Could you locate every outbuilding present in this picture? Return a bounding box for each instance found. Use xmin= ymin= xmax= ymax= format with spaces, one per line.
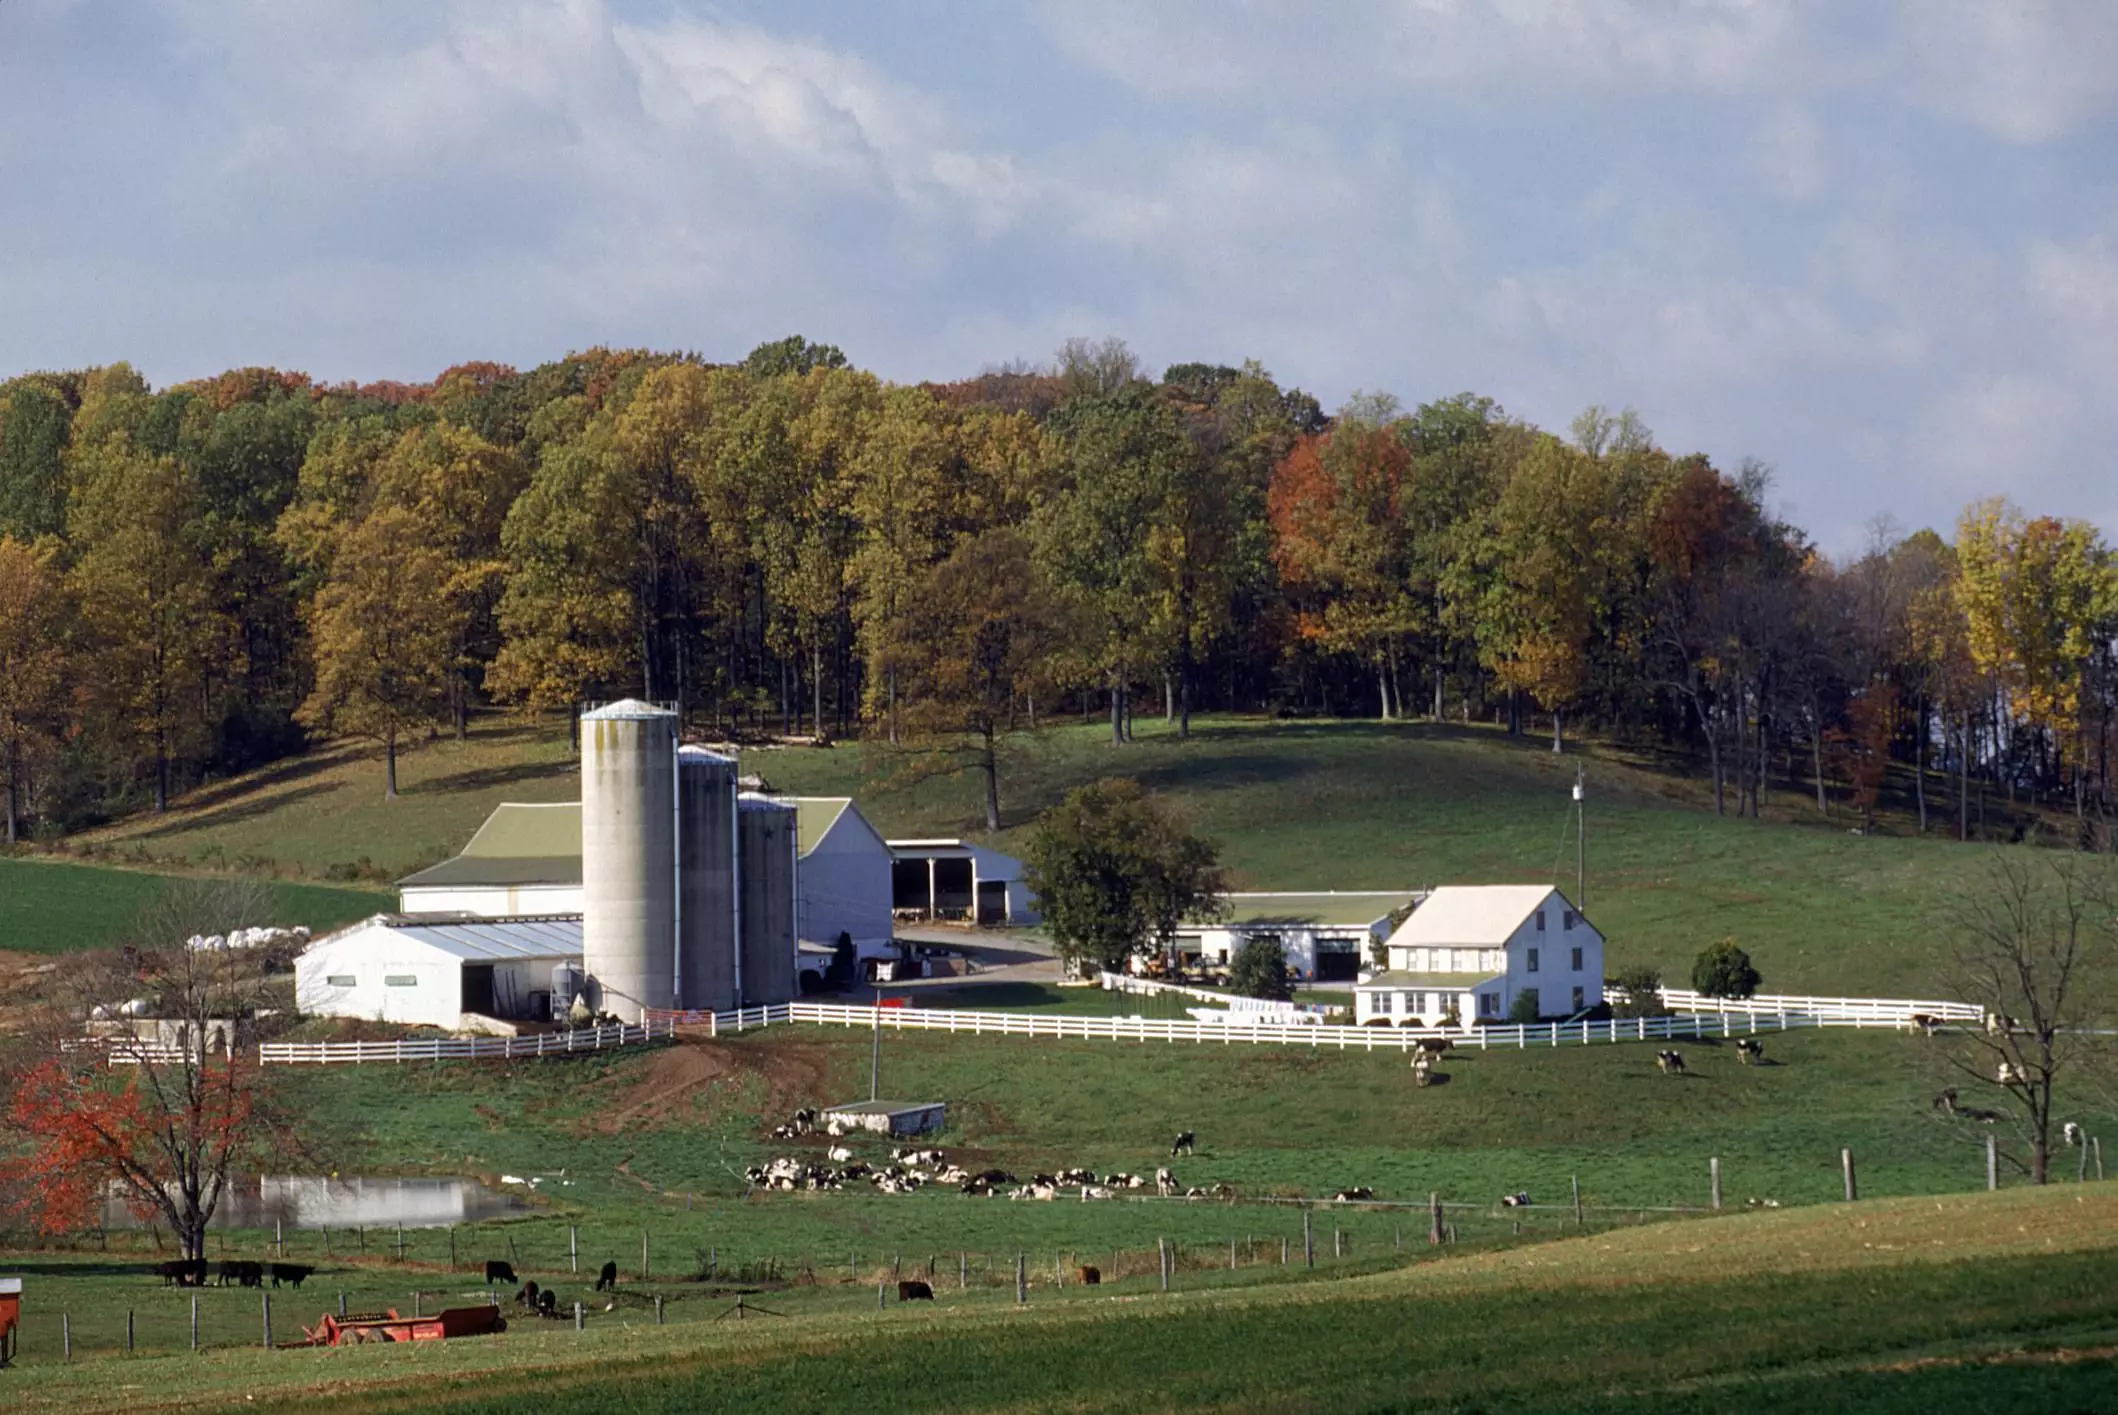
xmin=886 ymin=839 xmax=1039 ymax=927
xmin=1353 ymin=885 xmax=1603 ymax=1026
xmin=397 ymin=803 xmax=582 ymax=917
xmin=1171 ymin=891 xmax=1417 ymax=983
xmin=791 ymin=797 xmax=897 ymax=962
xmin=294 ymin=914 xmax=584 ymax=1030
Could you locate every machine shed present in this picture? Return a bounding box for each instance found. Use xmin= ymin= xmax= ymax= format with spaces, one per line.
xmin=295 ymin=915 xmax=584 ymax=1030
xmin=887 ymin=839 xmax=1039 ymax=926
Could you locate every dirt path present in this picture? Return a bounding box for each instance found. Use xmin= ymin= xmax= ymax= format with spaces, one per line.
xmin=587 ymin=1038 xmax=836 ymax=1135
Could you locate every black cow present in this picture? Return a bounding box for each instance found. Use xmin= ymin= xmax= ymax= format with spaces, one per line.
xmin=269 ymin=1263 xmax=314 ymax=1289
xmin=515 ymin=1280 xmax=541 ymax=1308
xmin=157 ymin=1258 xmax=207 ymax=1287
xmin=536 ymin=1288 xmax=559 ymax=1319
xmin=896 ymin=1279 xmax=934 ymax=1301
xmin=218 ymin=1259 xmax=264 ymax=1288
xmin=1076 ymin=1265 xmax=1101 ymax=1286
xmin=1734 ymin=1038 xmax=1764 ymax=1066
xmin=1655 ymin=1050 xmax=1687 ymax=1075
xmin=1170 ymin=1130 xmax=1196 ymax=1157
xmin=595 ymin=1260 xmax=618 ymax=1292
xmin=485 ymin=1260 xmax=518 ymax=1286
xmin=1334 ymin=1187 xmax=1375 ymax=1202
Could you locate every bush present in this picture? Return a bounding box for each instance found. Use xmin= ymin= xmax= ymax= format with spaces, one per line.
xmin=1228 ymin=937 xmax=1292 ymax=1001
xmin=1609 ymin=964 xmax=1668 ymax=1019
xmin=1691 ymin=939 xmax=1761 ymax=999
xmin=1508 ymin=988 xmax=1541 ymax=1024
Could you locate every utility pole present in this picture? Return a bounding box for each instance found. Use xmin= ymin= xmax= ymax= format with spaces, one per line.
xmin=1573 ymin=765 xmax=1586 ymax=911
xmin=870 ymin=983 xmax=884 ymax=1102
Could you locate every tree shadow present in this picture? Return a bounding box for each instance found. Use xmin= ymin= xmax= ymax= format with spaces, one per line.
xmin=413 ymin=758 xmax=576 ymax=796
xmin=117 ymin=784 xmax=339 ymax=844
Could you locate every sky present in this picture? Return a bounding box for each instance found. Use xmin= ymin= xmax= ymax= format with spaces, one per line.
xmin=3 ymin=0 xmax=2116 ymax=553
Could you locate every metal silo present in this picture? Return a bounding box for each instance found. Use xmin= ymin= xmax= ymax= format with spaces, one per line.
xmin=736 ymin=793 xmax=799 ymax=1006
xmin=581 ymin=699 xmax=679 ymax=1022
xmin=676 ymin=746 xmax=738 ymax=1012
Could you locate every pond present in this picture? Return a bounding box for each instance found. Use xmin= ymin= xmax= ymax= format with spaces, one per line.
xmin=102 ymin=1176 xmax=531 ymax=1231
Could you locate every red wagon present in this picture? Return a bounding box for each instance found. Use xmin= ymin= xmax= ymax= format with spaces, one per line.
xmin=287 ymin=1304 xmax=506 ymax=1347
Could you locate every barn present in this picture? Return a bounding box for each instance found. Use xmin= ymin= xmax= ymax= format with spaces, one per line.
xmin=887 ymin=839 xmax=1039 ymax=926
xmin=294 ymin=915 xmax=585 ymax=1030
xmin=1354 ymin=885 xmax=1604 ymax=1026
xmin=791 ymin=797 xmax=896 ymax=962
xmin=1170 ymin=892 xmax=1416 ymax=983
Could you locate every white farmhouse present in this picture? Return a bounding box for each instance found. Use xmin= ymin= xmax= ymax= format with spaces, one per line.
xmin=1171 ymin=892 xmax=1416 ymax=983
xmin=1353 ymin=886 xmax=1603 ymax=1026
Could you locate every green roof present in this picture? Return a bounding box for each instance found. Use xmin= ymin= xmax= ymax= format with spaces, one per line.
xmin=794 ymin=798 xmax=852 ymax=856
xmin=1189 ymin=892 xmax=1415 ymax=930
xmin=1357 ymin=971 xmax=1501 ymax=990
xmin=400 ymin=803 xmax=582 ymax=889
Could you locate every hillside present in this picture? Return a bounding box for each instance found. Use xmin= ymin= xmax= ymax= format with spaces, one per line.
xmin=48 ymin=712 xmax=2032 ymax=993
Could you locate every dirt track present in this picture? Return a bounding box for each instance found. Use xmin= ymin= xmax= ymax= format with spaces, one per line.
xmin=588 ymin=1037 xmax=835 ymax=1134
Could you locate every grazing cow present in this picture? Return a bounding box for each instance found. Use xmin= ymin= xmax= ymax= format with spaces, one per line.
xmin=1744 ymin=1196 xmax=1781 ymax=1209
xmin=1081 ymin=1185 xmax=1114 ymax=1200
xmin=896 ymin=1279 xmax=934 ymax=1302
xmin=1411 ymin=1053 xmax=1436 ymax=1088
xmin=1933 ymin=1087 xmax=1959 ymax=1115
xmin=1057 ymin=1168 xmax=1096 ymax=1186
xmin=1076 ymin=1265 xmax=1101 ymax=1286
xmin=516 ymin=1281 xmax=541 ymax=1309
xmin=827 ymin=1146 xmax=854 ymax=1163
xmin=1500 ymin=1191 xmax=1531 ymax=1208
xmin=1734 ymin=1038 xmax=1763 ymax=1066
xmin=972 ymin=1168 xmax=1016 ymax=1187
xmin=1155 ymin=1167 xmax=1178 ymax=1197
xmin=1171 ymin=1130 xmax=1196 ymax=1157
xmin=2064 ymin=1121 xmax=2084 ymax=1147
xmin=1906 ymin=1012 xmax=1941 ymax=1036
xmin=1334 ymin=1187 xmax=1375 ymax=1202
xmin=485 ymin=1260 xmax=518 ymax=1287
xmin=1655 ymin=1050 xmax=1687 ymax=1075
xmin=157 ymin=1258 xmax=207 ymax=1287
xmin=219 ymin=1259 xmax=264 ymax=1288
xmin=216 ymin=1259 xmax=243 ymax=1287
xmin=1414 ymin=1037 xmax=1451 ymax=1059
xmin=536 ymin=1288 xmax=559 ymax=1319
xmin=269 ymin=1263 xmax=314 ymax=1289
xmin=1997 ymin=1060 xmax=2021 ymax=1086
xmin=595 ymin=1260 xmax=618 ymax=1292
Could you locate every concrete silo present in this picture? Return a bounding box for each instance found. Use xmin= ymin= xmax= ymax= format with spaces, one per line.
xmin=580 ymin=699 xmax=679 ymax=1021
xmin=676 ymin=746 xmax=738 ymax=1012
xmin=736 ymin=793 xmax=799 ymax=1006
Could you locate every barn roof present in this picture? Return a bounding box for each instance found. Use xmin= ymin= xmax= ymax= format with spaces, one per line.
xmin=320 ymin=914 xmax=584 ymax=962
xmin=398 ymin=803 xmax=582 ymax=889
xmin=1386 ymin=886 xmax=1571 ymax=947
xmin=793 ymin=797 xmax=851 ymax=855
xmin=1178 ymin=892 xmax=1416 ymax=931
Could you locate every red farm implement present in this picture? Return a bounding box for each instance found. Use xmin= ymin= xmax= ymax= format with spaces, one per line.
xmin=285 ymin=1304 xmax=506 ymax=1347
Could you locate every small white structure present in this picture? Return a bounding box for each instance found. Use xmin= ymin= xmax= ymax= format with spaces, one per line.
xmin=821 ymin=1100 xmax=946 ymax=1137
xmin=397 ymin=803 xmax=583 ymax=916
xmin=792 ymin=798 xmax=897 ymax=962
xmin=1170 ymin=891 xmax=1415 ymax=983
xmin=1354 ymin=886 xmax=1603 ymax=1026
xmin=295 ymin=915 xmax=584 ymax=1030
xmin=887 ymin=839 xmax=1039 ymax=926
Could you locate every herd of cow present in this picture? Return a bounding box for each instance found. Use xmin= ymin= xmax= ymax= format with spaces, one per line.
xmin=154 ymin=1258 xmax=315 ymax=1288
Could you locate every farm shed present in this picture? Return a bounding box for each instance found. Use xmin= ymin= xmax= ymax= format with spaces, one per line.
xmin=791 ymin=797 xmax=897 ymax=962
xmin=887 ymin=839 xmax=1039 ymax=926
xmin=822 ymin=1100 xmax=946 ymax=1138
xmin=1354 ymin=885 xmax=1603 ymax=1026
xmin=295 ymin=915 xmax=584 ymax=1030
xmin=397 ymin=803 xmax=583 ymax=917
xmin=1171 ymin=891 xmax=1417 ymax=983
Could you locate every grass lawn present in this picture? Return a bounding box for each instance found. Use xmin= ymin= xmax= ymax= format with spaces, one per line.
xmin=0 ymin=856 xmax=388 ymax=955
xmin=50 ymin=711 xmax=2050 ymax=993
xmin=6 ymin=1186 xmax=2116 ymax=1413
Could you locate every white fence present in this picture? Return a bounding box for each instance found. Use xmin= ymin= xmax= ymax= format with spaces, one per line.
xmin=1096 ymin=971 xmax=1326 ymax=1020
xmin=1647 ymin=987 xmax=1983 ymax=1025
xmin=258 ymin=1018 xmax=674 ymax=1066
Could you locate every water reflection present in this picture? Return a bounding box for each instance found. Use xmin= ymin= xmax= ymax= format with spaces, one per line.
xmin=103 ymin=1176 xmax=529 ymax=1230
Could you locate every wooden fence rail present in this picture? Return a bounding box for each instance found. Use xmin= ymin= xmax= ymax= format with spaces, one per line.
xmin=257 ymin=1018 xmax=674 ymax=1066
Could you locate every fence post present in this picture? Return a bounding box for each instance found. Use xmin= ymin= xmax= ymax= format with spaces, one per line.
xmin=655 ymin=1295 xmax=665 ymax=1325
xmin=63 ymin=1311 xmax=71 ymax=1361
xmin=1430 ymin=1193 xmax=1444 ymax=1246
xmin=571 ymin=1226 xmax=579 ymax=1274
xmin=1334 ymin=1228 xmax=1343 ymax=1259
xmin=878 ymin=1280 xmax=886 ymax=1309
xmin=960 ymin=1252 xmax=967 ymax=1290
xmin=574 ymin=1300 xmax=584 ymax=1332
xmin=127 ymin=1308 xmax=135 ymax=1354
xmin=413 ymin=1290 xmax=421 ymax=1318
xmin=1989 ymin=1133 xmax=2000 ymax=1191
xmin=2096 ymin=1137 xmax=2105 ymax=1182
xmin=1841 ymin=1147 xmax=1857 ymax=1202
xmin=1159 ymin=1238 xmax=1170 ymax=1291
xmin=395 ymin=1223 xmax=404 ymax=1262
xmin=1572 ymin=1175 xmax=1582 ymax=1226
xmin=1230 ymin=1237 xmax=1238 ymax=1270
xmin=1280 ymin=1236 xmax=1288 ymax=1265
xmin=275 ymin=1216 xmax=284 ymax=1258
xmin=1015 ymin=1253 xmax=1026 ymax=1305
xmin=262 ymin=1291 xmax=272 ymax=1349
xmin=338 ymin=1292 xmax=347 ymax=1319
xmin=449 ymin=1226 xmax=456 ymax=1270
xmin=1303 ymin=1208 xmax=1314 ymax=1268
xmin=643 ymin=1230 xmax=650 ymax=1280
xmin=191 ymin=1294 xmax=199 ymax=1352
xmin=1710 ymin=1157 xmax=1722 ymax=1211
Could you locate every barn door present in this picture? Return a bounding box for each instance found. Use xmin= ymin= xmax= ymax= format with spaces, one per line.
xmin=461 ymin=965 xmax=496 ymax=1017
xmin=976 ymin=881 xmax=1006 ymax=927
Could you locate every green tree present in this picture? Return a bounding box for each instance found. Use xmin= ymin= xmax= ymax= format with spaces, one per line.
xmin=1508 ymin=988 xmax=1542 ymax=1024
xmin=1691 ymin=939 xmax=1761 ymax=999
xmin=1608 ymin=965 xmax=1668 ymax=1019
xmin=0 ymin=537 xmax=71 ymax=842
xmin=0 ymin=375 xmax=77 ymax=541
xmin=1023 ymin=779 xmax=1226 ymax=976
xmin=1227 ymin=936 xmax=1291 ymax=1001
xmin=743 ymin=335 xmax=848 ymax=379
xmin=299 ymin=506 xmax=462 ymax=797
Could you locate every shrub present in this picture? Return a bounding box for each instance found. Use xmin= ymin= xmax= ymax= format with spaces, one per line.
xmin=1609 ymin=964 xmax=1668 ymax=1019
xmin=1691 ymin=939 xmax=1761 ymax=999
xmin=1228 ymin=936 xmax=1293 ymax=1001
xmin=1508 ymin=988 xmax=1541 ymax=1024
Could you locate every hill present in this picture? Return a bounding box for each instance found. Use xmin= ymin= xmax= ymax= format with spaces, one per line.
xmin=0 ymin=857 xmax=387 ymax=956
xmin=48 ymin=712 xmax=2032 ymax=993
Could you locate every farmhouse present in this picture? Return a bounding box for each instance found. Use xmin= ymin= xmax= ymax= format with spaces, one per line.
xmin=1354 ymin=885 xmax=1603 ymax=1026
xmin=1171 ymin=891 xmax=1417 ymax=983
xmin=295 ymin=914 xmax=585 ymax=1030
xmin=887 ymin=839 xmax=1039 ymax=926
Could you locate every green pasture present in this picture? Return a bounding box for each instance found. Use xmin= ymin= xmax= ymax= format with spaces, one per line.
xmin=0 ymin=856 xmax=387 ymax=956
xmin=5 ymin=1186 xmax=2116 ymax=1413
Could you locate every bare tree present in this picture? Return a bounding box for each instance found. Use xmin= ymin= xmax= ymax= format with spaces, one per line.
xmin=0 ymin=879 xmax=308 ymax=1263
xmin=1936 ymin=852 xmax=2115 ymax=1184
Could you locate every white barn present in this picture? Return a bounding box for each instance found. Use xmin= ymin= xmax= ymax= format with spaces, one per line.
xmin=887 ymin=839 xmax=1039 ymax=926
xmin=791 ymin=797 xmax=896 ymax=962
xmin=1354 ymin=886 xmax=1604 ymax=1026
xmin=295 ymin=915 xmax=584 ymax=1030
xmin=1170 ymin=892 xmax=1415 ymax=983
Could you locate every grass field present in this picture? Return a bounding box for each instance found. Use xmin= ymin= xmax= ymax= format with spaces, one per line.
xmin=6 ymin=1186 xmax=2116 ymax=1413
xmin=45 ymin=713 xmax=2043 ymax=993
xmin=0 ymin=857 xmax=389 ymax=956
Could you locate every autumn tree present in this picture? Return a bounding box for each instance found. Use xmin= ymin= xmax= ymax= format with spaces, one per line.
xmin=0 ymin=537 xmax=70 ymax=842
xmin=299 ymin=505 xmax=462 ymax=797
xmin=1024 ymin=779 xmax=1227 ymax=976
xmin=0 ymin=879 xmax=303 ymax=1265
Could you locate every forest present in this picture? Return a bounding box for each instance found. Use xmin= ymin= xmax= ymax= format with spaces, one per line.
xmin=0 ymin=334 xmax=2111 ymax=843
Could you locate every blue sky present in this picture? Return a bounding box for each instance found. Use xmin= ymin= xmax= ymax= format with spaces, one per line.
xmin=4 ymin=1 xmax=2116 ymax=551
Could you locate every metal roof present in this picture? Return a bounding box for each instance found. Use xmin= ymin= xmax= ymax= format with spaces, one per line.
xmin=1357 ymin=970 xmax=1503 ymax=990
xmin=582 ymin=698 xmax=677 ymax=721
xmin=398 ymin=803 xmax=582 ymax=889
xmin=792 ymin=797 xmax=851 ymax=855
xmin=1387 ymin=886 xmax=1568 ymax=947
xmin=327 ymin=914 xmax=584 ymax=962
xmin=1181 ymin=891 xmax=1415 ymax=931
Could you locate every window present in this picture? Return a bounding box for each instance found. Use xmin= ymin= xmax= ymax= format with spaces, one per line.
xmin=1377 ymin=991 xmax=1394 ymax=1014
xmin=1572 ymin=986 xmax=1585 ymax=1011
xmin=383 ymin=975 xmax=419 ymax=988
xmin=1527 ymin=948 xmax=1540 ymax=973
xmin=325 ymin=975 xmax=356 ymax=988
xmin=1535 ymin=911 xmax=1546 ymax=932
xmin=1478 ymin=991 xmax=1499 ymax=1017
xmin=1571 ymin=947 xmax=1584 ymax=972
xmin=1564 ymin=910 xmax=1577 ymax=930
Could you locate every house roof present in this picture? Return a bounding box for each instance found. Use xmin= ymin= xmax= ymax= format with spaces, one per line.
xmin=321 ymin=914 xmax=584 ymax=963
xmin=1386 ymin=886 xmax=1572 ymax=948
xmin=1357 ymin=970 xmax=1503 ymax=990
xmin=1180 ymin=891 xmax=1416 ymax=931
